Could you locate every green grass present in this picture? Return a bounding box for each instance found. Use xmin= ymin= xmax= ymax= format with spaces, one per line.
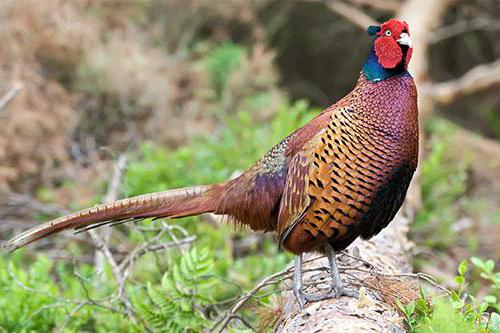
xmin=0 ymin=252 xmax=138 ymax=332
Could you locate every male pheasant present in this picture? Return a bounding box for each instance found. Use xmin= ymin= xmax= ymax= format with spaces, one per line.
xmin=5 ymin=19 xmax=418 ymax=308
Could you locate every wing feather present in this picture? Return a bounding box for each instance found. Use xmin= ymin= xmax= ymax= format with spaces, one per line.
xmin=277 ymin=134 xmax=322 ymax=246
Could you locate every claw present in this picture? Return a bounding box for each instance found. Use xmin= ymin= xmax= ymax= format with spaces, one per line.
xmin=293 ymin=288 xmax=307 ymax=310
xmin=292 ymin=245 xmax=359 ymax=309
xmin=325 ymin=243 xmax=359 ymax=299
xmin=335 ymin=286 xmax=359 ymax=299
xmin=303 ymin=291 xmax=337 ymax=303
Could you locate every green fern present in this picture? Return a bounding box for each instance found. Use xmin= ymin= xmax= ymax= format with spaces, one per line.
xmin=132 ymin=247 xmax=216 ymax=332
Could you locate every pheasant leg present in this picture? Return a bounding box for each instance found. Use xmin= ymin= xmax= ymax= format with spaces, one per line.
xmin=325 ymin=243 xmax=359 ymax=299
xmin=293 ymin=245 xmax=358 ymax=309
xmin=292 ymin=252 xmax=337 ymax=310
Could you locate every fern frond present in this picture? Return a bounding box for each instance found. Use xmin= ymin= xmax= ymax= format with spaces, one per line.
xmin=132 ymin=246 xmax=216 ymax=331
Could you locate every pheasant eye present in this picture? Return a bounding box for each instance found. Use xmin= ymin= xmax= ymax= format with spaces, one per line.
xmin=385 ymin=30 xmax=392 ymax=37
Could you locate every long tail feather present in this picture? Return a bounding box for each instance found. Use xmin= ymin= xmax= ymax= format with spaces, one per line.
xmin=4 ymin=185 xmax=218 ymax=251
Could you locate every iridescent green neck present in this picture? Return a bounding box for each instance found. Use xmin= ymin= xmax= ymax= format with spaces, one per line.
xmin=362 ymin=46 xmax=409 ymax=82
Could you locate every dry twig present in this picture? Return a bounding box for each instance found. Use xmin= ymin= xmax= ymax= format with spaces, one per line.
xmin=428 ymin=17 xmax=500 ymax=44
xmin=92 ymin=154 xmax=128 ymax=273
xmin=0 ymin=83 xmax=23 ymax=114
xmin=306 ymin=0 xmax=379 ymax=30
xmin=213 ymin=266 xmax=293 ymax=332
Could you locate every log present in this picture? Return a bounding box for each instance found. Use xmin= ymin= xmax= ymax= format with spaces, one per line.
xmin=275 ymin=210 xmax=415 ymax=332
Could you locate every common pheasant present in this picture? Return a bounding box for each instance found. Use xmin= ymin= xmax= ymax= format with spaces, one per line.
xmin=5 ymin=19 xmax=418 ymax=308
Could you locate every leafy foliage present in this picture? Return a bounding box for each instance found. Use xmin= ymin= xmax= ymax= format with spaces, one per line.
xmin=124 ymin=100 xmax=317 ymax=196
xmin=414 ymin=299 xmax=486 ymax=333
xmin=132 ymin=247 xmax=215 ymax=332
xmin=0 ymin=253 xmax=136 ymax=333
xmin=398 ymin=260 xmax=499 ymax=333
xmin=205 ymin=42 xmax=245 ymax=98
xmin=413 ymin=118 xmax=470 ymax=249
xmin=470 ymin=257 xmax=499 ymax=313
xmin=0 ymin=255 xmax=61 ymax=332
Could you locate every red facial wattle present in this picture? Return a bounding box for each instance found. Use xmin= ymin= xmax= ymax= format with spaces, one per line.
xmin=375 ymin=37 xmax=403 ymax=68
xmin=373 ymin=19 xmax=412 ymax=69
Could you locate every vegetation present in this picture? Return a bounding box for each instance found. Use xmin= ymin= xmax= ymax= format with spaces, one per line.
xmin=205 ymin=42 xmax=245 ymax=98
xmin=0 ymin=1 xmax=498 ymax=332
xmin=398 ymin=260 xmax=499 ymax=333
xmin=0 ymin=253 xmax=137 ymax=332
xmin=413 ymin=119 xmax=471 ymax=250
xmin=132 ymin=247 xmax=216 ymax=332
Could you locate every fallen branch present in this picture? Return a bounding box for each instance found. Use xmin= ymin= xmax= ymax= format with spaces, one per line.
xmin=327 ymin=0 xmax=379 ymax=29
xmin=422 ymin=58 xmax=500 ymax=105
xmin=428 ymin=17 xmax=500 ymax=44
xmin=213 ymin=266 xmax=292 ymax=332
xmin=213 ymin=255 xmax=337 ymax=332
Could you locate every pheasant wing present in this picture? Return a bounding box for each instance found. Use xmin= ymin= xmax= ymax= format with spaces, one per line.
xmin=277 ymin=134 xmax=322 ymax=246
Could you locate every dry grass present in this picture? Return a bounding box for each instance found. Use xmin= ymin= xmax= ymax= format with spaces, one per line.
xmin=0 ymin=0 xmax=97 ymax=192
xmin=227 ymin=43 xmax=284 ymax=119
xmin=364 ymin=274 xmax=421 ymax=313
xmin=256 ymin=295 xmax=284 ymax=331
xmin=0 ymin=0 xmax=282 ymax=195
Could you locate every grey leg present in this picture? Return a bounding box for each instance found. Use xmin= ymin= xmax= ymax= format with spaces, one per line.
xmin=293 ymin=255 xmax=306 ymax=310
xmin=292 ymin=253 xmax=337 ymax=309
xmin=292 ymin=246 xmax=360 ymax=308
xmin=325 ymin=243 xmax=359 ymax=298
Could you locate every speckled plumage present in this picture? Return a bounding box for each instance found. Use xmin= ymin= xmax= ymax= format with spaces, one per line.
xmin=278 ymin=73 xmax=418 ymax=254
xmin=5 ymin=20 xmax=419 ymax=260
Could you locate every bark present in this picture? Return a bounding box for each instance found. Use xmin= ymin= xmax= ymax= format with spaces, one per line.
xmin=275 ymin=210 xmax=414 ymax=332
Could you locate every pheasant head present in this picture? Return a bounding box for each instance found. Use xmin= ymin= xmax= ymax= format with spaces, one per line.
xmin=363 ymin=19 xmax=413 ymax=82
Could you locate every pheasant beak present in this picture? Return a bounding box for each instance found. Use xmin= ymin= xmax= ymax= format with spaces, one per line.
xmin=397 ymin=32 xmax=412 ymax=48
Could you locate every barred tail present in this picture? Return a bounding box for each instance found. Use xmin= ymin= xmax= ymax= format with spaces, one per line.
xmin=4 ymin=185 xmax=220 ymax=251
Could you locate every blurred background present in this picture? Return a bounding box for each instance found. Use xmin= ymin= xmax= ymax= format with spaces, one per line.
xmin=0 ymin=0 xmax=498 ymax=331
